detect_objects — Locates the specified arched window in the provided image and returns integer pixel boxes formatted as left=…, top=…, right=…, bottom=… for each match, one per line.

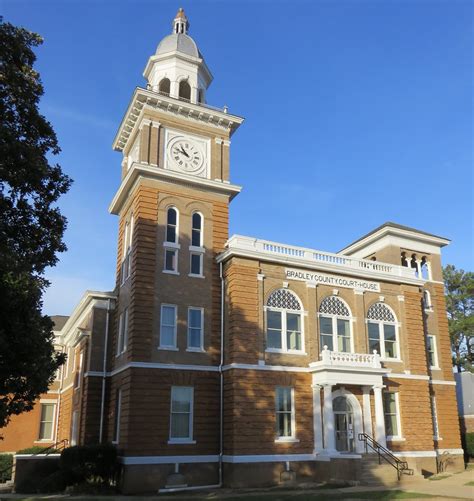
left=366, top=303, right=398, bottom=359
left=423, top=290, right=432, bottom=310
left=191, top=213, right=202, bottom=247
left=318, top=296, right=352, bottom=353
left=166, top=207, right=178, bottom=243
left=179, top=80, right=191, bottom=101
left=158, top=78, right=170, bottom=96
left=266, top=289, right=303, bottom=353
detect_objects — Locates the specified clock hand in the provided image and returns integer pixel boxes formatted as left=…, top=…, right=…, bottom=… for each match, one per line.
left=179, top=146, right=190, bottom=158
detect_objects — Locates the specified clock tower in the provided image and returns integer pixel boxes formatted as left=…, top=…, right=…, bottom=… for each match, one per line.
left=107, top=7, right=243, bottom=467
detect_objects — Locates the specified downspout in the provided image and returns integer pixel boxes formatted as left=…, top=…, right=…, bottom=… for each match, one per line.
left=99, top=298, right=111, bottom=443
left=54, top=345, right=65, bottom=442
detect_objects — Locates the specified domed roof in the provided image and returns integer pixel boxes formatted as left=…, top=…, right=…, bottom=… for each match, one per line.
left=156, top=33, right=201, bottom=58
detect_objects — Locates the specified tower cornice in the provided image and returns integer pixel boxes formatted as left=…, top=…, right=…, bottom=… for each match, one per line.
left=113, top=87, right=244, bottom=153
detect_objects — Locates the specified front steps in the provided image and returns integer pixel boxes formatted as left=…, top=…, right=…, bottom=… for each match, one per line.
left=357, top=453, right=425, bottom=486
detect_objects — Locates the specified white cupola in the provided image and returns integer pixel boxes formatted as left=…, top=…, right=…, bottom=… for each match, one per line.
left=143, top=8, right=213, bottom=105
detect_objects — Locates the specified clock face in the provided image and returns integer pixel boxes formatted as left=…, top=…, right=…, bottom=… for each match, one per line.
left=169, top=138, right=204, bottom=173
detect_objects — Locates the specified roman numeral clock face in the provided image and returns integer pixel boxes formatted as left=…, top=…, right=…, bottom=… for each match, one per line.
left=168, top=137, right=205, bottom=175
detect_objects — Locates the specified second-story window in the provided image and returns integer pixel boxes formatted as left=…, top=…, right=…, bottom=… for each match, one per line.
left=426, top=334, right=439, bottom=368
left=166, top=207, right=178, bottom=244
left=187, top=307, right=204, bottom=351
left=189, top=212, right=204, bottom=277
left=318, top=296, right=352, bottom=353
left=265, top=289, right=304, bottom=354
left=366, top=303, right=399, bottom=359
left=116, top=308, right=129, bottom=356
left=191, top=213, right=202, bottom=247
left=160, top=304, right=177, bottom=349
left=121, top=214, right=134, bottom=284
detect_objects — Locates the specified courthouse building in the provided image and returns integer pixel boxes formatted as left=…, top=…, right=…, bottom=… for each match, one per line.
left=1, top=9, right=464, bottom=493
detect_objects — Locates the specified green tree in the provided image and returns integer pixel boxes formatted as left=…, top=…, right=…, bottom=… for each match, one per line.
left=443, top=264, right=474, bottom=372
left=0, top=19, right=72, bottom=428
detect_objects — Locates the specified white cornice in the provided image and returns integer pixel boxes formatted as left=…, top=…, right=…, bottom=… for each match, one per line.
left=108, top=163, right=242, bottom=215
left=113, top=88, right=244, bottom=153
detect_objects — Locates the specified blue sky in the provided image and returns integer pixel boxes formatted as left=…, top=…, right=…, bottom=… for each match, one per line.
left=4, top=0, right=473, bottom=316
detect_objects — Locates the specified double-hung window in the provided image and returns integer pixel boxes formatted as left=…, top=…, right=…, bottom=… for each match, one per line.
left=431, top=396, right=441, bottom=440
left=318, top=296, right=352, bottom=353
left=187, top=307, right=204, bottom=351
left=38, top=403, right=56, bottom=441
left=383, top=392, right=401, bottom=439
left=366, top=303, right=399, bottom=359
left=426, top=335, right=439, bottom=369
left=169, top=386, right=194, bottom=443
left=265, top=289, right=304, bottom=353
left=163, top=207, right=179, bottom=274
left=189, top=213, right=204, bottom=277
left=275, top=387, right=296, bottom=441
left=160, top=304, right=177, bottom=349
left=121, top=214, right=134, bottom=284
left=113, top=389, right=122, bottom=444
left=116, top=308, right=129, bottom=355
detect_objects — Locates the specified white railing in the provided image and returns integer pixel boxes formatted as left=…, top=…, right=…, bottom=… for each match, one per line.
left=226, top=235, right=417, bottom=279
left=319, top=346, right=381, bottom=369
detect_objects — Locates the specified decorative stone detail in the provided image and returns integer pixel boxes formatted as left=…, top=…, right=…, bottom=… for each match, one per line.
left=319, top=296, right=350, bottom=317
left=367, top=302, right=395, bottom=322
left=320, top=346, right=381, bottom=368
left=267, top=289, right=301, bottom=310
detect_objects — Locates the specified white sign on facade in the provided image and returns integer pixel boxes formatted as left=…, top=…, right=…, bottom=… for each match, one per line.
left=285, top=268, right=381, bottom=292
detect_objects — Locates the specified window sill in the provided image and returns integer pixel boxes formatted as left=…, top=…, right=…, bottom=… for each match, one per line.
left=188, top=273, right=205, bottom=279
left=163, top=242, right=181, bottom=249
left=163, top=269, right=179, bottom=275
left=380, top=358, right=403, bottom=363
left=167, top=439, right=196, bottom=445
left=158, top=346, right=179, bottom=351
left=387, top=436, right=406, bottom=442
left=430, top=366, right=441, bottom=371
left=115, top=350, right=127, bottom=358
left=434, top=436, right=443, bottom=441
left=186, top=348, right=205, bottom=353
left=424, top=308, right=433, bottom=313
left=275, top=437, right=300, bottom=443
left=266, top=349, right=307, bottom=356
left=189, top=245, right=205, bottom=253
left=34, top=439, right=54, bottom=443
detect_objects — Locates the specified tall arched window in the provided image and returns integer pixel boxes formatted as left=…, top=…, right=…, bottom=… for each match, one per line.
left=159, top=78, right=170, bottom=95
left=318, top=296, right=352, bottom=353
left=166, top=207, right=178, bottom=243
left=366, top=303, right=399, bottom=359
left=191, top=213, right=202, bottom=247
left=179, top=80, right=191, bottom=101
left=266, top=289, right=303, bottom=353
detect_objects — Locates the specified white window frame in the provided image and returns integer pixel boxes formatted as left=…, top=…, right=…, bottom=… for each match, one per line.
left=188, top=251, right=204, bottom=278
left=191, top=212, right=203, bottom=247
left=423, top=289, right=433, bottom=311
left=163, top=247, right=179, bottom=275
left=426, top=334, right=439, bottom=369
left=265, top=306, right=305, bottom=355
left=165, top=207, right=179, bottom=245
left=74, top=351, right=84, bottom=389
left=168, top=386, right=195, bottom=444
left=366, top=319, right=401, bottom=361
left=187, top=307, right=204, bottom=352
left=70, top=410, right=79, bottom=446
left=37, top=401, right=57, bottom=442
left=431, top=395, right=442, bottom=440
left=116, top=308, right=129, bottom=356
left=274, top=386, right=298, bottom=443
left=112, top=388, right=122, bottom=445
left=159, top=304, right=178, bottom=350
left=121, top=214, right=134, bottom=285
left=317, top=312, right=354, bottom=354
left=384, top=392, right=403, bottom=441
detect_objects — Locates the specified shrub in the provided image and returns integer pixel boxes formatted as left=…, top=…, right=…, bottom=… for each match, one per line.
left=16, top=446, right=57, bottom=455
left=0, top=454, right=13, bottom=482
left=37, top=469, right=75, bottom=494
left=465, top=432, right=474, bottom=458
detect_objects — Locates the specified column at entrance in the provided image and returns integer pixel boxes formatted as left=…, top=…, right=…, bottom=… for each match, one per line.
left=373, top=384, right=387, bottom=448
left=312, top=384, right=323, bottom=453
left=362, top=385, right=373, bottom=438
left=322, top=384, right=336, bottom=453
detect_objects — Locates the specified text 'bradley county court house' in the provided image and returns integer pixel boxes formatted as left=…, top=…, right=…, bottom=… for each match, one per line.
left=2, top=9, right=464, bottom=493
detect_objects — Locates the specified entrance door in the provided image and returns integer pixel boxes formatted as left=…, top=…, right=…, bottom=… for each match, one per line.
left=333, top=396, right=354, bottom=452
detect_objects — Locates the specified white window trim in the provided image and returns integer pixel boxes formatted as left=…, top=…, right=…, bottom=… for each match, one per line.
left=385, top=392, right=404, bottom=441
left=187, top=307, right=205, bottom=352
left=265, top=307, right=305, bottom=355
left=112, top=389, right=122, bottom=445
left=423, top=289, right=433, bottom=312
left=189, top=251, right=204, bottom=278
left=275, top=387, right=297, bottom=442
left=317, top=312, right=354, bottom=353
left=366, top=319, right=401, bottom=362
left=165, top=207, right=179, bottom=245
left=116, top=308, right=129, bottom=356
left=37, top=401, right=57, bottom=442
left=159, top=304, right=178, bottom=350
left=431, top=396, right=442, bottom=440
left=191, top=212, right=204, bottom=248
left=163, top=247, right=179, bottom=275
left=168, top=386, right=195, bottom=444
left=74, top=352, right=84, bottom=389
left=120, top=214, right=134, bottom=286
left=427, top=334, right=440, bottom=370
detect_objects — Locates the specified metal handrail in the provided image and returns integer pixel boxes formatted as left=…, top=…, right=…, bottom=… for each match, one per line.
left=358, top=433, right=410, bottom=480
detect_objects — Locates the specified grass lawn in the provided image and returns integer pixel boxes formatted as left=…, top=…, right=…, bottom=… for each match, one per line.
left=464, top=480, right=474, bottom=486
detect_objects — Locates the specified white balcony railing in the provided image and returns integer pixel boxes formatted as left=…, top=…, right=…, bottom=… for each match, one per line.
left=226, top=235, right=417, bottom=279
left=319, top=346, right=382, bottom=369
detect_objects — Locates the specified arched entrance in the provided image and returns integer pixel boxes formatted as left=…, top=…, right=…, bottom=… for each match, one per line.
left=333, top=396, right=354, bottom=452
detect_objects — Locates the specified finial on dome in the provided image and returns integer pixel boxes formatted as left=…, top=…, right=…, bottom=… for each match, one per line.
left=173, top=7, right=189, bottom=34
